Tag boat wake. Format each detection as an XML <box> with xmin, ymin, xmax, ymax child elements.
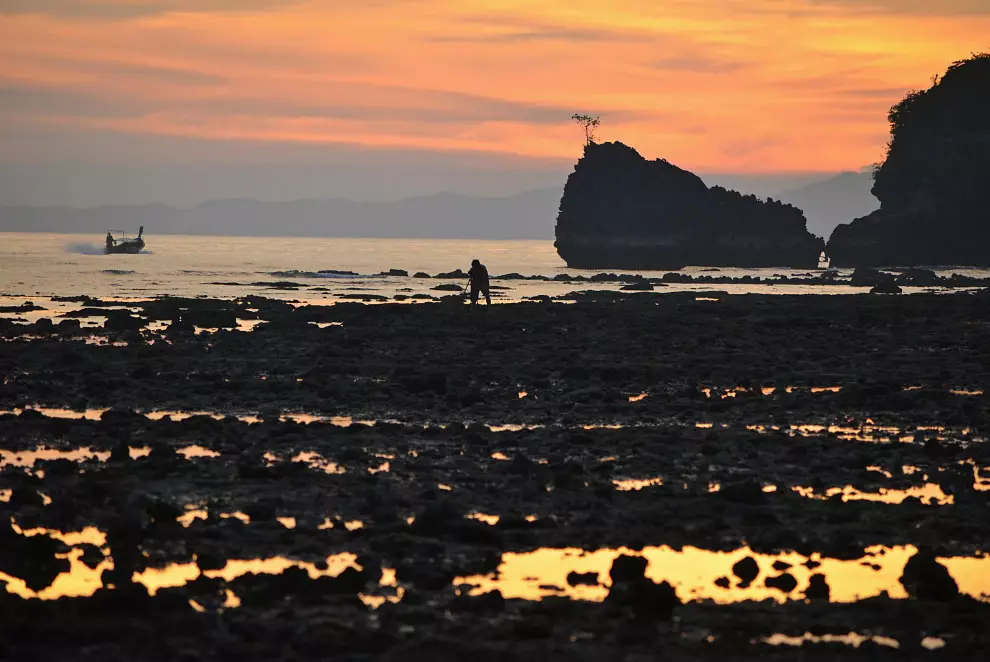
<box><xmin>65</xmin><ymin>242</ymin><xmax>103</xmax><ymax>255</ymax></box>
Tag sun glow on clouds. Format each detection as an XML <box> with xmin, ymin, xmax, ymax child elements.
<box><xmin>1</xmin><ymin>0</ymin><xmax>987</xmax><ymax>171</ymax></box>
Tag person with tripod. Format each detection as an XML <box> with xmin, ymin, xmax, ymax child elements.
<box><xmin>467</xmin><ymin>259</ymin><xmax>491</xmax><ymax>307</ymax></box>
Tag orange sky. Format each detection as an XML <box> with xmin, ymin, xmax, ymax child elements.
<box><xmin>1</xmin><ymin>0</ymin><xmax>988</xmax><ymax>173</ymax></box>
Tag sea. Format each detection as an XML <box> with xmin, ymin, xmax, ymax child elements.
<box><xmin>2</xmin><ymin>232</ymin><xmax>988</xmax><ymax>321</ymax></box>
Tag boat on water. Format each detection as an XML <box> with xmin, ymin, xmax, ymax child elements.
<box><xmin>105</xmin><ymin>227</ymin><xmax>145</xmax><ymax>254</ymax></box>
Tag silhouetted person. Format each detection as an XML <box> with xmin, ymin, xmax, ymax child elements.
<box><xmin>105</xmin><ymin>232</ymin><xmax>115</xmax><ymax>252</ymax></box>
<box><xmin>468</xmin><ymin>259</ymin><xmax>491</xmax><ymax>306</ymax></box>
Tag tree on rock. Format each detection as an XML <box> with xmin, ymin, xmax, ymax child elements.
<box><xmin>571</xmin><ymin>114</ymin><xmax>601</xmax><ymax>145</ymax></box>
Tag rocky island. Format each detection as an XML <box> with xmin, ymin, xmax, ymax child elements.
<box><xmin>554</xmin><ymin>141</ymin><xmax>824</xmax><ymax>269</ymax></box>
<box><xmin>827</xmin><ymin>53</ymin><xmax>990</xmax><ymax>267</ymax></box>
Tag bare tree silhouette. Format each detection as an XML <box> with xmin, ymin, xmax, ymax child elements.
<box><xmin>571</xmin><ymin>114</ymin><xmax>601</xmax><ymax>145</ymax></box>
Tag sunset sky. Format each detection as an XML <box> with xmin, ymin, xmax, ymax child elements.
<box><xmin>1</xmin><ymin>1</ymin><xmax>987</xmax><ymax>205</ymax></box>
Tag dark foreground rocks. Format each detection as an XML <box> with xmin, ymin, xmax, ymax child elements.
<box><xmin>0</xmin><ymin>292</ymin><xmax>988</xmax><ymax>660</ymax></box>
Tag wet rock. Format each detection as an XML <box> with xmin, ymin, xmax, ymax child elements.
<box><xmin>900</xmin><ymin>548</ymin><xmax>959</xmax><ymax>601</ymax></box>
<box><xmin>732</xmin><ymin>556</ymin><xmax>760</xmax><ymax>588</ymax></box>
<box><xmin>870</xmin><ymin>282</ymin><xmax>903</xmax><ymax>295</ymax></box>
<box><xmin>0</xmin><ymin>523</ymin><xmax>70</xmax><ymax>591</ymax></box>
<box><xmin>180</xmin><ymin>309</ymin><xmax>238</xmax><ymax>329</ymax></box>
<box><xmin>714</xmin><ymin>576</ymin><xmax>731</xmax><ymax>589</ymax></box>
<box><xmin>104</xmin><ymin>312</ymin><xmax>145</xmax><ymax>332</ymax></box>
<box><xmin>413</xmin><ymin>272</ymin><xmax>430</xmax><ymax>278</ymax></box>
<box><xmin>764</xmin><ymin>572</ymin><xmax>798</xmax><ymax>594</ymax></box>
<box><xmin>567</xmin><ymin>571</ymin><xmax>600</xmax><ymax>586</ymax></box>
<box><xmin>606</xmin><ymin>554</ymin><xmax>680</xmax><ymax>618</ymax></box>
<box><xmin>805</xmin><ymin>573</ymin><xmax>831</xmax><ymax>601</ymax></box>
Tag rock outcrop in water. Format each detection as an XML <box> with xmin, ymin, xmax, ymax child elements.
<box><xmin>554</xmin><ymin>141</ymin><xmax>824</xmax><ymax>269</ymax></box>
<box><xmin>827</xmin><ymin>53</ymin><xmax>990</xmax><ymax>267</ymax></box>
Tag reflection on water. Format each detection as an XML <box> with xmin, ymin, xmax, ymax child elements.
<box><xmin>613</xmin><ymin>477</ymin><xmax>664</xmax><ymax>491</ymax></box>
<box><xmin>761</xmin><ymin>632</ymin><xmax>899</xmax><ymax>649</ymax></box>
<box><xmin>1</xmin><ymin>548</ymin><xmax>113</xmax><ymax>600</ymax></box>
<box><xmin>133</xmin><ymin>553</ymin><xmax>360</xmax><ymax>595</ymax></box>
<box><xmin>628</xmin><ymin>393</ymin><xmax>648</xmax><ymax>402</ymax></box>
<box><xmin>292</xmin><ymin>451</ymin><xmax>345</xmax><ymax>474</ymax></box>
<box><xmin>467</xmin><ymin>513</ymin><xmax>500</xmax><ymax>525</ymax></box>
<box><xmin>176</xmin><ymin>509</ymin><xmax>252</xmax><ymax>527</ymax></box>
<box><xmin>792</xmin><ymin>483</ymin><xmax>953</xmax><ymax>505</ymax></box>
<box><xmin>0</xmin><ymin>407</ymin><xmax>108</xmax><ymax>420</ymax></box>
<box><xmin>454</xmin><ymin>545</ymin><xmax>990</xmax><ymax>604</ymax></box>
<box><xmin>177</xmin><ymin>445</ymin><xmax>221</xmax><ymax>459</ymax></box>
<box><xmin>0</xmin><ymin>446</ymin><xmax>110</xmax><ymax>468</ymax></box>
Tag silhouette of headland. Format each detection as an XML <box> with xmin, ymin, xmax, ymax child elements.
<box><xmin>554</xmin><ymin>141</ymin><xmax>824</xmax><ymax>270</ymax></box>
<box><xmin>827</xmin><ymin>53</ymin><xmax>990</xmax><ymax>267</ymax></box>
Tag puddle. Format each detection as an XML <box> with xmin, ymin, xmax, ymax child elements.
<box><xmin>454</xmin><ymin>545</ymin><xmax>990</xmax><ymax>604</ymax></box>
<box><xmin>177</xmin><ymin>445</ymin><xmax>221</xmax><ymax>459</ymax></box>
<box><xmin>1</xmin><ymin>407</ymin><xmax>109</xmax><ymax>421</ymax></box>
<box><xmin>1</xmin><ymin>548</ymin><xmax>113</xmax><ymax>600</ymax></box>
<box><xmin>359</xmin><ymin>567</ymin><xmax>405</xmax><ymax>609</ymax></box>
<box><xmin>761</xmin><ymin>632</ymin><xmax>899</xmax><ymax>649</ymax></box>
<box><xmin>291</xmin><ymin>451</ymin><xmax>345</xmax><ymax>474</ymax></box>
<box><xmin>467</xmin><ymin>513</ymin><xmax>500</xmax><ymax>526</ymax></box>
<box><xmin>176</xmin><ymin>509</ymin><xmax>252</xmax><ymax>527</ymax></box>
<box><xmin>792</xmin><ymin>483</ymin><xmax>953</xmax><ymax>505</ymax></box>
<box><xmin>133</xmin><ymin>553</ymin><xmax>360</xmax><ymax>595</ymax></box>
<box><xmin>0</xmin><ymin>446</ymin><xmax>111</xmax><ymax>468</ymax></box>
<box><xmin>613</xmin><ymin>477</ymin><xmax>663</xmax><ymax>491</ymax></box>
<box><xmin>280</xmin><ymin>413</ymin><xmax>374</xmax><ymax>427</ymax></box>
<box><xmin>487</xmin><ymin>423</ymin><xmax>545</xmax><ymax>433</ymax></box>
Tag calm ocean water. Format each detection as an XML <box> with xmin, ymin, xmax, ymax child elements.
<box><xmin>2</xmin><ymin>232</ymin><xmax>988</xmax><ymax>311</ymax></box>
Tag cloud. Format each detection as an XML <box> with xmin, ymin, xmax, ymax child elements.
<box><xmin>0</xmin><ymin>0</ymin><xmax>302</xmax><ymax>18</ymax></box>
<box><xmin>803</xmin><ymin>0</ymin><xmax>990</xmax><ymax>15</ymax></box>
<box><xmin>648</xmin><ymin>56</ymin><xmax>748</xmax><ymax>74</ymax></box>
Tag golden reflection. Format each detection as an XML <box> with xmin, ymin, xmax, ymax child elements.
<box><xmin>518</xmin><ymin>391</ymin><xmax>529</xmax><ymax>399</ymax></box>
<box><xmin>133</xmin><ymin>553</ymin><xmax>360</xmax><ymax>594</ymax></box>
<box><xmin>11</xmin><ymin>521</ymin><xmax>107</xmax><ymax>546</ymax></box>
<box><xmin>454</xmin><ymin>544</ymin><xmax>990</xmax><ymax>604</ymax></box>
<box><xmin>491</xmin><ymin>452</ymin><xmax>510</xmax><ymax>461</ymax></box>
<box><xmin>761</xmin><ymin>632</ymin><xmax>898</xmax><ymax>648</ymax></box>
<box><xmin>437</xmin><ymin>483</ymin><xmax>453</xmax><ymax>491</ymax></box>
<box><xmin>291</xmin><ymin>451</ymin><xmax>345</xmax><ymax>474</ymax></box>
<box><xmin>950</xmin><ymin>389</ymin><xmax>984</xmax><ymax>396</ymax></box>
<box><xmin>792</xmin><ymin>484</ymin><xmax>953</xmax><ymax>505</ymax></box>
<box><xmin>276</xmin><ymin>517</ymin><xmax>297</xmax><ymax>529</ymax></box>
<box><xmin>177</xmin><ymin>445</ymin><xmax>221</xmax><ymax>459</ymax></box>
<box><xmin>628</xmin><ymin>393</ymin><xmax>648</xmax><ymax>402</ymax></box>
<box><xmin>368</xmin><ymin>461</ymin><xmax>390</xmax><ymax>474</ymax></box>
<box><xmin>1</xmin><ymin>548</ymin><xmax>113</xmax><ymax>600</ymax></box>
<box><xmin>613</xmin><ymin>477</ymin><xmax>663</xmax><ymax>491</ymax></box>
<box><xmin>467</xmin><ymin>513</ymin><xmax>500</xmax><ymax>525</ymax></box>
<box><xmin>0</xmin><ymin>447</ymin><xmax>110</xmax><ymax>468</ymax></box>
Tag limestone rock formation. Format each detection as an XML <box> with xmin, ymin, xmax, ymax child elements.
<box><xmin>828</xmin><ymin>53</ymin><xmax>990</xmax><ymax>267</ymax></box>
<box><xmin>554</xmin><ymin>141</ymin><xmax>824</xmax><ymax>269</ymax></box>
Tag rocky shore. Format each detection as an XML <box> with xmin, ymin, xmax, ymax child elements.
<box><xmin>1</xmin><ymin>291</ymin><xmax>989</xmax><ymax>660</ymax></box>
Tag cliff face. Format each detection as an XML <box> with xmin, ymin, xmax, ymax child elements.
<box><xmin>554</xmin><ymin>142</ymin><xmax>824</xmax><ymax>269</ymax></box>
<box><xmin>827</xmin><ymin>53</ymin><xmax>990</xmax><ymax>267</ymax></box>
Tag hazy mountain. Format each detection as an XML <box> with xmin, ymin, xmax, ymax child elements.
<box><xmin>0</xmin><ymin>189</ymin><xmax>563</xmax><ymax>240</ymax></box>
<box><xmin>775</xmin><ymin>170</ymin><xmax>879</xmax><ymax>240</ymax></box>
<box><xmin>0</xmin><ymin>171</ymin><xmax>881</xmax><ymax>241</ymax></box>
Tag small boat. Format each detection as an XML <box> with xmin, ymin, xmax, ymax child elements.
<box><xmin>105</xmin><ymin>226</ymin><xmax>145</xmax><ymax>254</ymax></box>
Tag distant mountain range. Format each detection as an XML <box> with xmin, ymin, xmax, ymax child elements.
<box><xmin>776</xmin><ymin>170</ymin><xmax>879</xmax><ymax>239</ymax></box>
<box><xmin>0</xmin><ymin>171</ymin><xmax>878</xmax><ymax>241</ymax></box>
